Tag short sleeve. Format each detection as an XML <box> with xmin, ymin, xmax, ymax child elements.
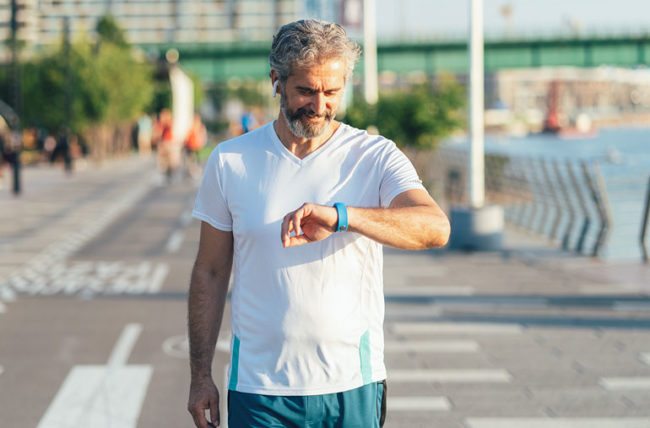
<box><xmin>379</xmin><ymin>143</ymin><xmax>426</xmax><ymax>208</ymax></box>
<box><xmin>192</xmin><ymin>149</ymin><xmax>233</xmax><ymax>231</ymax></box>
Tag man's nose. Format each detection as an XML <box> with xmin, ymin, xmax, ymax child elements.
<box><xmin>311</xmin><ymin>93</ymin><xmax>326</xmax><ymax>116</ymax></box>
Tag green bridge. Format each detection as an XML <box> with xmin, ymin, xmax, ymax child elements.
<box><xmin>144</xmin><ymin>33</ymin><xmax>650</xmax><ymax>82</ymax></box>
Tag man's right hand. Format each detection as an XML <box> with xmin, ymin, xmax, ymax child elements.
<box><xmin>188</xmin><ymin>378</ymin><xmax>220</xmax><ymax>428</ymax></box>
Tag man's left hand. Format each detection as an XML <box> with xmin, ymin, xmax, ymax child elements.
<box><xmin>281</xmin><ymin>203</ymin><xmax>337</xmax><ymax>247</ymax></box>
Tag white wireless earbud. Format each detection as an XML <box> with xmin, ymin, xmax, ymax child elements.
<box><xmin>272</xmin><ymin>80</ymin><xmax>279</xmax><ymax>98</ymax></box>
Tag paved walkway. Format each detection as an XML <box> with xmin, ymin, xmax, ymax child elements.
<box><xmin>2</xmin><ymin>156</ymin><xmax>650</xmax><ymax>427</ymax></box>
<box><xmin>382</xmin><ymin>230</ymin><xmax>650</xmax><ymax>427</ymax></box>
<box><xmin>0</xmin><ymin>155</ymin><xmax>159</xmax><ymax>306</ymax></box>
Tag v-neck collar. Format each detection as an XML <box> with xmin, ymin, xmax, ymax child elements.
<box><xmin>268</xmin><ymin>121</ymin><xmax>345</xmax><ymax>166</ymax></box>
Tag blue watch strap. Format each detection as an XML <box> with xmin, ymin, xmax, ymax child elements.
<box><xmin>333</xmin><ymin>202</ymin><xmax>348</xmax><ymax>232</ymax></box>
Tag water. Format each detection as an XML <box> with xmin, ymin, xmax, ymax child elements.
<box><xmin>445</xmin><ymin>127</ymin><xmax>650</xmax><ymax>262</ymax></box>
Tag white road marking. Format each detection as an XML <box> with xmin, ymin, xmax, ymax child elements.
<box><xmin>223</xmin><ymin>364</ymin><xmax>229</xmax><ymax>428</ymax></box>
<box><xmin>216</xmin><ymin>335</ymin><xmax>231</xmax><ymax>353</ymax></box>
<box><xmin>0</xmin><ymin>283</ymin><xmax>16</xmax><ymax>300</ymax></box>
<box><xmin>0</xmin><ymin>301</ymin><xmax>5</xmax><ymax>313</ymax></box>
<box><xmin>387</xmin><ymin>396</ymin><xmax>451</xmax><ymax>411</ymax></box>
<box><xmin>0</xmin><ymin>365</ymin><xmax>4</xmax><ymax>376</ymax></box>
<box><xmin>384</xmin><ymin>340</ymin><xmax>479</xmax><ymax>353</ymax></box>
<box><xmin>7</xmin><ymin>176</ymin><xmax>155</xmax><ymax>301</ymax></box>
<box><xmin>385</xmin><ymin>286</ymin><xmax>475</xmax><ymax>296</ymax></box>
<box><xmin>579</xmin><ymin>285</ymin><xmax>630</xmax><ymax>295</ymax></box>
<box><xmin>389</xmin><ymin>322</ymin><xmax>523</xmax><ymax>335</ymax></box>
<box><xmin>162</xmin><ymin>335</ymin><xmax>189</xmax><ymax>359</ymax></box>
<box><xmin>107</xmin><ymin>323</ymin><xmax>142</xmax><ymax>367</ymax></box>
<box><xmin>180</xmin><ymin>209</ymin><xmax>193</xmax><ymax>227</ymax></box>
<box><xmin>165</xmin><ymin>209</ymin><xmax>193</xmax><ymax>254</ymax></box>
<box><xmin>389</xmin><ymin>369</ymin><xmax>512</xmax><ymax>383</ymax></box>
<box><xmin>640</xmin><ymin>353</ymin><xmax>650</xmax><ymax>365</ymax></box>
<box><xmin>465</xmin><ymin>418</ymin><xmax>650</xmax><ymax>428</ymax></box>
<box><xmin>148</xmin><ymin>263</ymin><xmax>169</xmax><ymax>293</ymax></box>
<box><xmin>613</xmin><ymin>302</ymin><xmax>650</xmax><ymax>311</ymax></box>
<box><xmin>38</xmin><ymin>323</ymin><xmax>152</xmax><ymax>428</ymax></box>
<box><xmin>9</xmin><ymin>261</ymin><xmax>169</xmax><ymax>296</ymax></box>
<box><xmin>599</xmin><ymin>377</ymin><xmax>650</xmax><ymax>390</ymax></box>
<box><xmin>385</xmin><ymin>306</ymin><xmax>442</xmax><ymax>318</ymax></box>
<box><xmin>165</xmin><ymin>229</ymin><xmax>186</xmax><ymax>253</ymax></box>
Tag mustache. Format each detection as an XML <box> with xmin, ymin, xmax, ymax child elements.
<box><xmin>289</xmin><ymin>107</ymin><xmax>334</xmax><ymax>121</ymax></box>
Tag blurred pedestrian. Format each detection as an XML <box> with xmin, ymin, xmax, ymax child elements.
<box><xmin>136</xmin><ymin>113</ymin><xmax>153</xmax><ymax>157</ymax></box>
<box><xmin>2</xmin><ymin>130</ymin><xmax>22</xmax><ymax>194</ymax></box>
<box><xmin>156</xmin><ymin>109</ymin><xmax>180</xmax><ymax>182</ymax></box>
<box><xmin>184</xmin><ymin>113</ymin><xmax>207</xmax><ymax>180</ymax></box>
<box><xmin>52</xmin><ymin>130</ymin><xmax>73</xmax><ymax>174</ymax></box>
<box><xmin>187</xmin><ymin>19</ymin><xmax>450</xmax><ymax>428</ymax></box>
<box><xmin>240</xmin><ymin>111</ymin><xmax>255</xmax><ymax>134</ymax></box>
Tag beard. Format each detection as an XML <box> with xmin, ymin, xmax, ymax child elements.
<box><xmin>280</xmin><ymin>93</ymin><xmax>335</xmax><ymax>139</ymax></box>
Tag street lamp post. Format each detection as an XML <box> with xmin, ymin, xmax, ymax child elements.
<box><xmin>9</xmin><ymin>0</ymin><xmax>22</xmax><ymax>195</ymax></box>
<box><xmin>363</xmin><ymin>0</ymin><xmax>378</xmax><ymax>105</ymax></box>
<box><xmin>468</xmin><ymin>0</ymin><xmax>485</xmax><ymax>209</ymax></box>
<box><xmin>448</xmin><ymin>0</ymin><xmax>504</xmax><ymax>251</ymax></box>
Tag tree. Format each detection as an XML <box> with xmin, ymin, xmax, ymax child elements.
<box><xmin>343</xmin><ymin>75</ymin><xmax>466</xmax><ymax>150</ymax></box>
<box><xmin>13</xmin><ymin>16</ymin><xmax>153</xmax><ymax>137</ymax></box>
<box><xmin>96</xmin><ymin>15</ymin><xmax>128</xmax><ymax>49</ymax></box>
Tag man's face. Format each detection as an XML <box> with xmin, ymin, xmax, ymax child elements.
<box><xmin>279</xmin><ymin>58</ymin><xmax>346</xmax><ymax>139</ymax></box>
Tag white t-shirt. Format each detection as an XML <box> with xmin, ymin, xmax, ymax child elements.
<box><xmin>192</xmin><ymin>121</ymin><xmax>425</xmax><ymax>395</ymax></box>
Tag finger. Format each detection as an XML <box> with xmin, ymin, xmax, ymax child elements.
<box><xmin>285</xmin><ymin>234</ymin><xmax>311</xmax><ymax>247</ymax></box>
<box><xmin>209</xmin><ymin>397</ymin><xmax>220</xmax><ymax>427</ymax></box>
<box><xmin>292</xmin><ymin>210</ymin><xmax>304</xmax><ymax>237</ymax></box>
<box><xmin>281</xmin><ymin>214</ymin><xmax>293</xmax><ymax>247</ymax></box>
<box><xmin>189</xmin><ymin>404</ymin><xmax>209</xmax><ymax>428</ymax></box>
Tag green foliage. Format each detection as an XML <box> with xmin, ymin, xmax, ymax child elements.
<box><xmin>6</xmin><ymin>15</ymin><xmax>153</xmax><ymax>134</ymax></box>
<box><xmin>91</xmin><ymin>42</ymin><xmax>154</xmax><ymax>123</ymax></box>
<box><xmin>95</xmin><ymin>15</ymin><xmax>129</xmax><ymax>48</ymax></box>
<box><xmin>189</xmin><ymin>72</ymin><xmax>205</xmax><ymax>109</ymax></box>
<box><xmin>343</xmin><ymin>75</ymin><xmax>466</xmax><ymax>149</ymax></box>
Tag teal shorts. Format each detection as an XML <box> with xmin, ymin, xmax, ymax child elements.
<box><xmin>228</xmin><ymin>381</ymin><xmax>386</xmax><ymax>428</ymax></box>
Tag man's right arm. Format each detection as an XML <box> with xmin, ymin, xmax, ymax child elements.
<box><xmin>187</xmin><ymin>222</ymin><xmax>233</xmax><ymax>428</ymax></box>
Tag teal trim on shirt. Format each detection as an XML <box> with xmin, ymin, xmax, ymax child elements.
<box><xmin>359</xmin><ymin>330</ymin><xmax>372</xmax><ymax>384</ymax></box>
<box><xmin>229</xmin><ymin>335</ymin><xmax>241</xmax><ymax>390</ymax></box>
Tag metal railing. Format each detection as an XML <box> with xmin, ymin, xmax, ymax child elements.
<box><xmin>641</xmin><ymin>175</ymin><xmax>650</xmax><ymax>263</ymax></box>
<box><xmin>433</xmin><ymin>147</ymin><xmax>617</xmax><ymax>258</ymax></box>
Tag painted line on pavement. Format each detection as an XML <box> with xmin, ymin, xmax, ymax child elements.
<box><xmin>0</xmin><ymin>301</ymin><xmax>5</xmax><ymax>313</ymax></box>
<box><xmin>384</xmin><ymin>340</ymin><xmax>479</xmax><ymax>353</ymax></box>
<box><xmin>223</xmin><ymin>364</ymin><xmax>230</xmax><ymax>428</ymax></box>
<box><xmin>385</xmin><ymin>286</ymin><xmax>475</xmax><ymax>296</ymax></box>
<box><xmin>613</xmin><ymin>302</ymin><xmax>650</xmax><ymax>312</ymax></box>
<box><xmin>180</xmin><ymin>209</ymin><xmax>193</xmax><ymax>227</ymax></box>
<box><xmin>580</xmin><ymin>285</ymin><xmax>628</xmax><ymax>295</ymax></box>
<box><xmin>389</xmin><ymin>369</ymin><xmax>512</xmax><ymax>383</ymax></box>
<box><xmin>165</xmin><ymin>230</ymin><xmax>186</xmax><ymax>253</ymax></box>
<box><xmin>166</xmin><ymin>209</ymin><xmax>193</xmax><ymax>254</ymax></box>
<box><xmin>148</xmin><ymin>263</ymin><xmax>169</xmax><ymax>293</ymax></box>
<box><xmin>389</xmin><ymin>322</ymin><xmax>523</xmax><ymax>335</ymax></box>
<box><xmin>465</xmin><ymin>418</ymin><xmax>650</xmax><ymax>428</ymax></box>
<box><xmin>387</xmin><ymin>396</ymin><xmax>451</xmax><ymax>411</ymax></box>
<box><xmin>599</xmin><ymin>377</ymin><xmax>650</xmax><ymax>390</ymax></box>
<box><xmin>639</xmin><ymin>353</ymin><xmax>650</xmax><ymax>366</ymax></box>
<box><xmin>37</xmin><ymin>323</ymin><xmax>151</xmax><ymax>428</ymax></box>
<box><xmin>107</xmin><ymin>323</ymin><xmax>142</xmax><ymax>367</ymax></box>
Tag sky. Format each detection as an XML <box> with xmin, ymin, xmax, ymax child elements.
<box><xmin>374</xmin><ymin>0</ymin><xmax>650</xmax><ymax>41</ymax></box>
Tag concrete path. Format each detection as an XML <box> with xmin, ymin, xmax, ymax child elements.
<box><xmin>1</xmin><ymin>156</ymin><xmax>649</xmax><ymax>428</ymax></box>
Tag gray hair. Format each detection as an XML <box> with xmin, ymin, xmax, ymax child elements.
<box><xmin>269</xmin><ymin>19</ymin><xmax>361</xmax><ymax>83</ymax></box>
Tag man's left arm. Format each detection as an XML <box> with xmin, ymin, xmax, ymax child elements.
<box><xmin>281</xmin><ymin>189</ymin><xmax>450</xmax><ymax>250</ymax></box>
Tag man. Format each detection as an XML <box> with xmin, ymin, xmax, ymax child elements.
<box><xmin>188</xmin><ymin>19</ymin><xmax>450</xmax><ymax>428</ymax></box>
